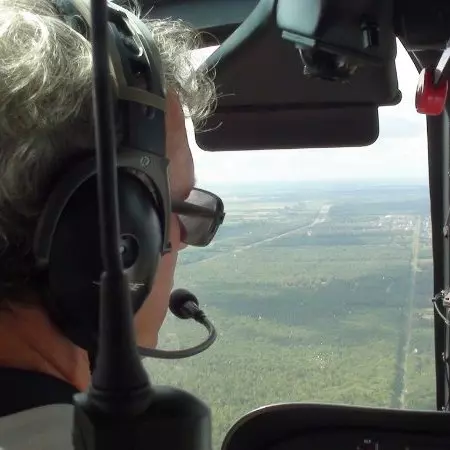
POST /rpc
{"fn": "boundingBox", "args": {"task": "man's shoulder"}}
[0,404,74,450]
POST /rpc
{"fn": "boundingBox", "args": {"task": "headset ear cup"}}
[45,170,162,351]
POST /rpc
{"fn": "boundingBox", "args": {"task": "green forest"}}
[144,181,435,448]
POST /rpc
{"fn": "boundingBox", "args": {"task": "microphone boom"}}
[138,289,217,359]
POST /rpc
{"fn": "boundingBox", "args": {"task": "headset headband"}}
[69,0,166,112]
[35,0,172,262]
[32,0,173,354]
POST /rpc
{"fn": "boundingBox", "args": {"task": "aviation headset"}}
[32,0,172,363]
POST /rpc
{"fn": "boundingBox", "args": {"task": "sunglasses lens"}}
[177,189,222,246]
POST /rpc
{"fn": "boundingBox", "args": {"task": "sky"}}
[185,42,429,186]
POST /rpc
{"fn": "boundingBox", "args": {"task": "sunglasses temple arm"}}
[172,201,216,218]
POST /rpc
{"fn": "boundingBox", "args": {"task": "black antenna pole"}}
[87,0,151,394]
[71,0,212,448]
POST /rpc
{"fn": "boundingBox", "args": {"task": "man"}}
[0,0,219,447]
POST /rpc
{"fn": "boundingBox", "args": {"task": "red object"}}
[415,68,448,115]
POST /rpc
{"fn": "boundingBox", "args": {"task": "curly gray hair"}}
[0,0,216,304]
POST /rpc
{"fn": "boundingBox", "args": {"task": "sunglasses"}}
[171,188,225,247]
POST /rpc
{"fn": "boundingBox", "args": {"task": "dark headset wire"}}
[138,315,217,359]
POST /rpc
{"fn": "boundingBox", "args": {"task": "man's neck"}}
[0,305,90,391]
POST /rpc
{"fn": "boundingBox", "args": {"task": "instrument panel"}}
[272,430,449,450]
[222,403,450,450]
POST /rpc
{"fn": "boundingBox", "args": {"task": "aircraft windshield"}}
[147,41,433,448]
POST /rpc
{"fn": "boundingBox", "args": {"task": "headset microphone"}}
[138,289,217,359]
[170,288,201,319]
